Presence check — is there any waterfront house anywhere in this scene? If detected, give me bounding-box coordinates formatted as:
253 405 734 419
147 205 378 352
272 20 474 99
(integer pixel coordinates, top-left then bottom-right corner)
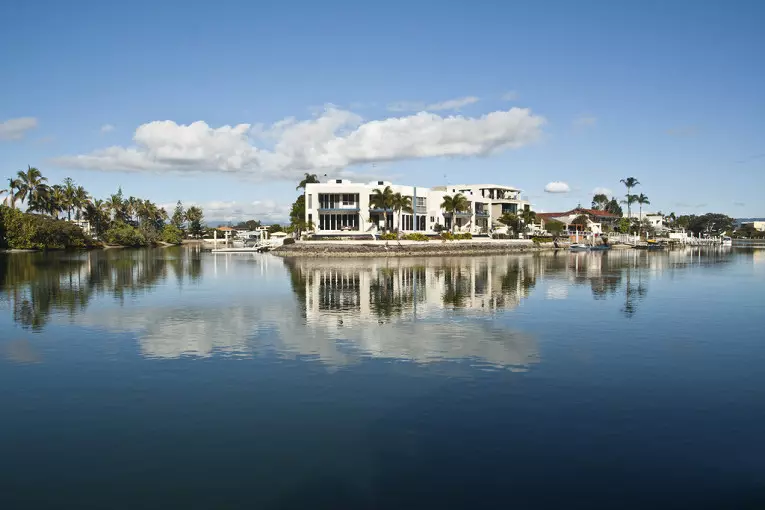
536 208 621 234
303 179 531 236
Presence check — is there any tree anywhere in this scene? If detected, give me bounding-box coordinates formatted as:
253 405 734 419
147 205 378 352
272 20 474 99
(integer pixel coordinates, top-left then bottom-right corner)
185 206 205 238
620 177 640 219
15 166 48 211
84 199 110 238
235 220 262 230
296 173 320 191
621 194 638 232
391 192 413 233
440 193 469 233
544 219 565 236
289 195 314 239
107 188 127 222
687 213 734 236
591 193 609 210
62 177 77 220
1 177 20 208
605 197 623 216
521 209 537 231
498 213 521 233
572 214 591 231
636 193 650 222
171 200 186 230
370 186 395 232
618 217 631 233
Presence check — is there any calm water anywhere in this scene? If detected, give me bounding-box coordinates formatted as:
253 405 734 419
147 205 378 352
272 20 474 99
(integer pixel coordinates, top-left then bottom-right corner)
1 247 764 509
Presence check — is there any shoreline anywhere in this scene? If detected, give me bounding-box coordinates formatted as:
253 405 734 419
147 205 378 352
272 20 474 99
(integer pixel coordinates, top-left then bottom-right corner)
273 240 557 257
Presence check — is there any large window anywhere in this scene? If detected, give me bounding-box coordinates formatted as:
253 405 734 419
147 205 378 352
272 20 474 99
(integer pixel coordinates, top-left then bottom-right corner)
502 203 518 214
319 213 360 231
319 193 358 209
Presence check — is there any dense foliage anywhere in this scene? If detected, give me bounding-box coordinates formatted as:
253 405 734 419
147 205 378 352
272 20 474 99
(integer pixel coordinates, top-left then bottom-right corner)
0 205 97 250
404 233 429 241
2 167 206 249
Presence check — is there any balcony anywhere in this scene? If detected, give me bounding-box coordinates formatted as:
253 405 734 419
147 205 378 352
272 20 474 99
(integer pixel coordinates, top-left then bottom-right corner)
318 206 360 212
475 210 490 217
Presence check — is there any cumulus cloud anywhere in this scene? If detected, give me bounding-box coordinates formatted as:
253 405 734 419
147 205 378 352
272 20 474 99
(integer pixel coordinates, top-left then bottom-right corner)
544 181 570 194
100 124 115 133
501 91 519 101
52 106 546 181
387 96 480 112
573 115 597 128
0 117 38 140
592 187 613 196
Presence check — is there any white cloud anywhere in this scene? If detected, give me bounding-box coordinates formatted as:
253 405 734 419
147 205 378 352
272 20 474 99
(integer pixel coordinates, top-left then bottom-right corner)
387 96 480 112
0 117 38 140
52 106 546 180
592 187 613 196
544 181 570 194
573 115 597 128
501 91 519 101
100 124 115 133
159 200 291 224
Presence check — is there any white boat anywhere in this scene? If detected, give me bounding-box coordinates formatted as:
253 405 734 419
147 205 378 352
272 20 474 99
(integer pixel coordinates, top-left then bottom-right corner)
722 236 732 246
569 243 590 252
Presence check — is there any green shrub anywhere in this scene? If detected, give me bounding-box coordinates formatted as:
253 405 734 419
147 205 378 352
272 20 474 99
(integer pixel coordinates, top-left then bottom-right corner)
380 232 397 240
103 222 147 247
440 232 454 241
0 206 96 250
532 236 553 243
282 238 295 245
160 224 184 245
404 233 429 241
456 233 472 240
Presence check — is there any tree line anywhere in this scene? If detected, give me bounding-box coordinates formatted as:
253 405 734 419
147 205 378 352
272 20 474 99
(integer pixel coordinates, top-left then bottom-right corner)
1 166 205 248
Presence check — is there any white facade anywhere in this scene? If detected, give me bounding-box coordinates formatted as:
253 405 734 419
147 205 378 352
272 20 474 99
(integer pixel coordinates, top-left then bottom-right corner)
627 212 665 230
741 221 765 232
304 180 530 236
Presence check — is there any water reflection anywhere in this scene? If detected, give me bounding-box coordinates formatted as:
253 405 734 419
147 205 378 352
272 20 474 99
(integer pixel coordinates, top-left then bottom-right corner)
0 246 751 367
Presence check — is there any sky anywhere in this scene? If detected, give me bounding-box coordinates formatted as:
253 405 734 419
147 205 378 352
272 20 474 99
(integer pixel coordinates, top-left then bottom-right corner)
1 0 763 223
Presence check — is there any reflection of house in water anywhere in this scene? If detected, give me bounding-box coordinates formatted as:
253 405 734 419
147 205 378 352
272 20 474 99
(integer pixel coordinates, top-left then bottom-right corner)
279 257 543 369
297 256 541 327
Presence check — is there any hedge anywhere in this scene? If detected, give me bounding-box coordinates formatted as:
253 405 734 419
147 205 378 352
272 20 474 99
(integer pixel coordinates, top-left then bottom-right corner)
0 206 97 250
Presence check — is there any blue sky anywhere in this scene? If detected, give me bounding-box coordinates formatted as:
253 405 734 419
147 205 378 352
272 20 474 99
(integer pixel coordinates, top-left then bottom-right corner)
1 0 763 222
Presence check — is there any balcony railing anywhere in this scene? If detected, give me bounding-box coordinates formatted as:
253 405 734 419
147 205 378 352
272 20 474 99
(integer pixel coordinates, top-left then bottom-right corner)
369 207 393 213
319 205 360 212
475 211 490 217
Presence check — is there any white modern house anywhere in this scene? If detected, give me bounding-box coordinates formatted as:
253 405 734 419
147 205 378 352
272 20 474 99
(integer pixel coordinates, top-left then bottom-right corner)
303 179 531 236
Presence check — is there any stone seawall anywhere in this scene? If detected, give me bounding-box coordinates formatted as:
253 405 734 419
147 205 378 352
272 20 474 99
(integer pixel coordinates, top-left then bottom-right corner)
272 240 558 257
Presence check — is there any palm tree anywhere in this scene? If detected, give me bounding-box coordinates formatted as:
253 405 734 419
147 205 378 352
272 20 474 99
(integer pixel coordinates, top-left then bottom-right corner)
15 166 48 209
296 173 320 191
62 177 77 220
84 198 110 238
636 193 650 223
370 186 395 232
107 190 126 222
185 206 204 238
636 193 650 236
621 195 638 233
391 192 413 233
521 209 537 233
47 185 67 218
619 177 640 219
72 186 89 220
440 193 469 233
1 178 21 208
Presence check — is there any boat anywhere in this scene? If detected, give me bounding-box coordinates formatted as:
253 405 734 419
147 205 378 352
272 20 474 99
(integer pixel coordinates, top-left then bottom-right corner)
722 236 732 246
569 243 590 252
590 244 611 251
